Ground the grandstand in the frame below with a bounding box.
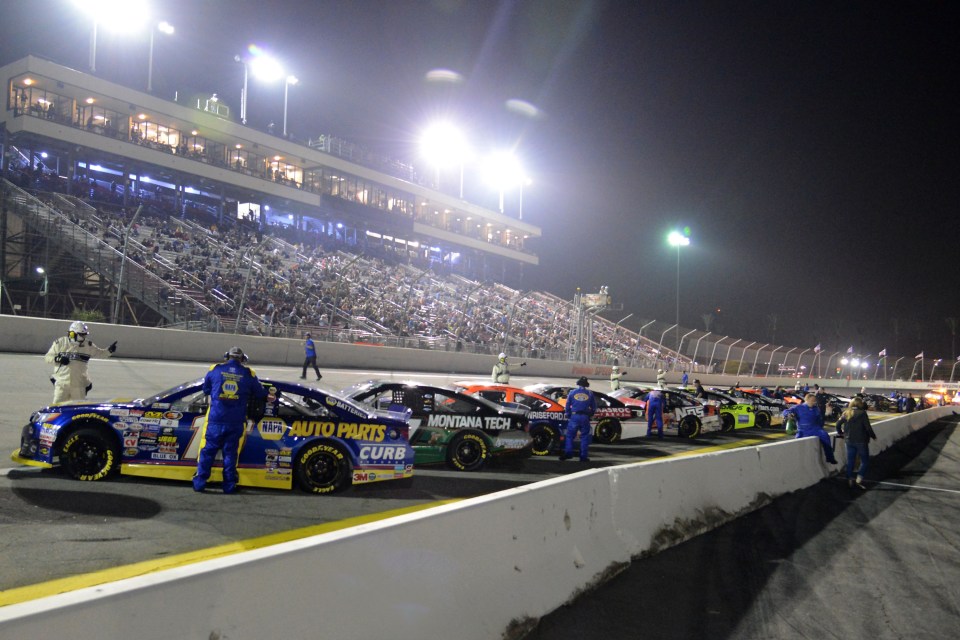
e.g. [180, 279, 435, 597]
[1, 54, 816, 376]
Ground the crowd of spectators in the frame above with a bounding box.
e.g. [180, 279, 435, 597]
[5, 159, 685, 367]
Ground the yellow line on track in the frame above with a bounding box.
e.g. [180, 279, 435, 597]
[0, 498, 461, 608]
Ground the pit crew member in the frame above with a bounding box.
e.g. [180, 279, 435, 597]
[560, 377, 596, 462]
[492, 352, 525, 384]
[783, 392, 839, 464]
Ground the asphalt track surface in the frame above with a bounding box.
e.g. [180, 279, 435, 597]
[0, 353, 796, 602]
[4, 352, 956, 640]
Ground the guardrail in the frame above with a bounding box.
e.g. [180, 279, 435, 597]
[0, 403, 952, 636]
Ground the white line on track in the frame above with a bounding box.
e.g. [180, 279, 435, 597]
[875, 481, 960, 495]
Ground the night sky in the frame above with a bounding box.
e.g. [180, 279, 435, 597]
[3, 1, 958, 359]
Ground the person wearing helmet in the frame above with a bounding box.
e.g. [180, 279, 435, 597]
[193, 346, 268, 494]
[656, 368, 667, 389]
[560, 377, 597, 462]
[300, 331, 322, 381]
[609, 365, 627, 391]
[44, 320, 117, 404]
[492, 352, 525, 384]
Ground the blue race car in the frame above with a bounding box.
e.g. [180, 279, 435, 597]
[11, 378, 415, 494]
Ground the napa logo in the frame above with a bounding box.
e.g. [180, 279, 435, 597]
[257, 418, 286, 441]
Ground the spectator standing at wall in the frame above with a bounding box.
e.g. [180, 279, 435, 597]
[904, 393, 917, 413]
[193, 347, 267, 494]
[783, 392, 839, 464]
[814, 384, 828, 419]
[835, 397, 876, 489]
[656, 368, 666, 389]
[560, 377, 596, 462]
[44, 320, 117, 403]
[300, 332, 322, 381]
[610, 365, 626, 391]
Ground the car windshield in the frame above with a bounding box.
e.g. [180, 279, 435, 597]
[140, 378, 204, 405]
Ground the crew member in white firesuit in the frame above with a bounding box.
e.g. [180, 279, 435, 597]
[610, 365, 627, 391]
[656, 368, 667, 389]
[44, 321, 117, 404]
[492, 352, 525, 383]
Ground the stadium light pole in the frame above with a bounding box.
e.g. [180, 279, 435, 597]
[283, 75, 298, 137]
[691, 331, 711, 370]
[147, 21, 175, 93]
[667, 229, 691, 350]
[235, 47, 285, 126]
[421, 123, 470, 198]
[74, 0, 149, 73]
[484, 151, 526, 215]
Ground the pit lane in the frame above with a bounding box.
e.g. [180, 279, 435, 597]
[0, 353, 872, 600]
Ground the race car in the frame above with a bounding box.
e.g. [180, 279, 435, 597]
[342, 380, 532, 471]
[669, 387, 757, 432]
[12, 378, 415, 494]
[523, 383, 643, 443]
[717, 387, 788, 428]
[609, 386, 719, 438]
[456, 382, 567, 456]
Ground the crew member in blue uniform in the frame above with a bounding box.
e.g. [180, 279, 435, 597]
[560, 377, 597, 462]
[300, 331, 322, 380]
[646, 389, 665, 438]
[194, 346, 268, 493]
[783, 392, 839, 464]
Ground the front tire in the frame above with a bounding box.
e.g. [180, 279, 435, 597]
[720, 413, 735, 433]
[594, 418, 622, 444]
[295, 441, 352, 494]
[60, 428, 118, 481]
[678, 415, 701, 438]
[445, 429, 489, 471]
[755, 411, 772, 429]
[529, 423, 558, 456]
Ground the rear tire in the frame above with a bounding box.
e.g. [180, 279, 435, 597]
[678, 416, 701, 438]
[720, 413, 735, 433]
[594, 419, 622, 444]
[295, 441, 352, 494]
[445, 429, 489, 471]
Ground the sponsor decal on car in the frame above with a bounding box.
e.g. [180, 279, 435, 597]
[493, 436, 530, 449]
[124, 447, 139, 456]
[324, 396, 367, 418]
[359, 445, 408, 461]
[527, 411, 565, 420]
[257, 418, 286, 441]
[594, 407, 633, 419]
[151, 453, 178, 461]
[425, 415, 513, 430]
[74, 412, 110, 423]
[288, 420, 386, 441]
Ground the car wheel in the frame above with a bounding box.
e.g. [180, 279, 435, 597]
[529, 423, 558, 456]
[445, 429, 489, 471]
[678, 416, 701, 438]
[755, 411, 771, 429]
[720, 413, 735, 433]
[295, 441, 351, 494]
[594, 419, 622, 444]
[59, 428, 118, 481]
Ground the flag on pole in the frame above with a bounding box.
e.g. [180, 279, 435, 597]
[915, 351, 924, 359]
[814, 344, 821, 353]
[847, 346, 854, 354]
[879, 348, 886, 357]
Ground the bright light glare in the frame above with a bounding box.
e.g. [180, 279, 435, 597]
[157, 21, 174, 35]
[667, 230, 691, 247]
[36, 267, 45, 275]
[75, 0, 149, 31]
[247, 45, 284, 82]
[851, 358, 860, 367]
[860, 362, 869, 369]
[505, 99, 541, 119]
[421, 123, 470, 168]
[840, 358, 849, 365]
[483, 151, 525, 188]
[286, 75, 299, 86]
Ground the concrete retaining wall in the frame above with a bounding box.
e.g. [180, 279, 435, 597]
[1, 404, 953, 639]
[1, 314, 952, 393]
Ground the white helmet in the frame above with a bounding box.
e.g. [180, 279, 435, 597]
[498, 352, 506, 360]
[657, 369, 664, 375]
[68, 321, 89, 342]
[612, 366, 619, 372]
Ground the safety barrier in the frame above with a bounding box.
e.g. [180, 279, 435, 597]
[0, 403, 952, 638]
[0, 314, 951, 394]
